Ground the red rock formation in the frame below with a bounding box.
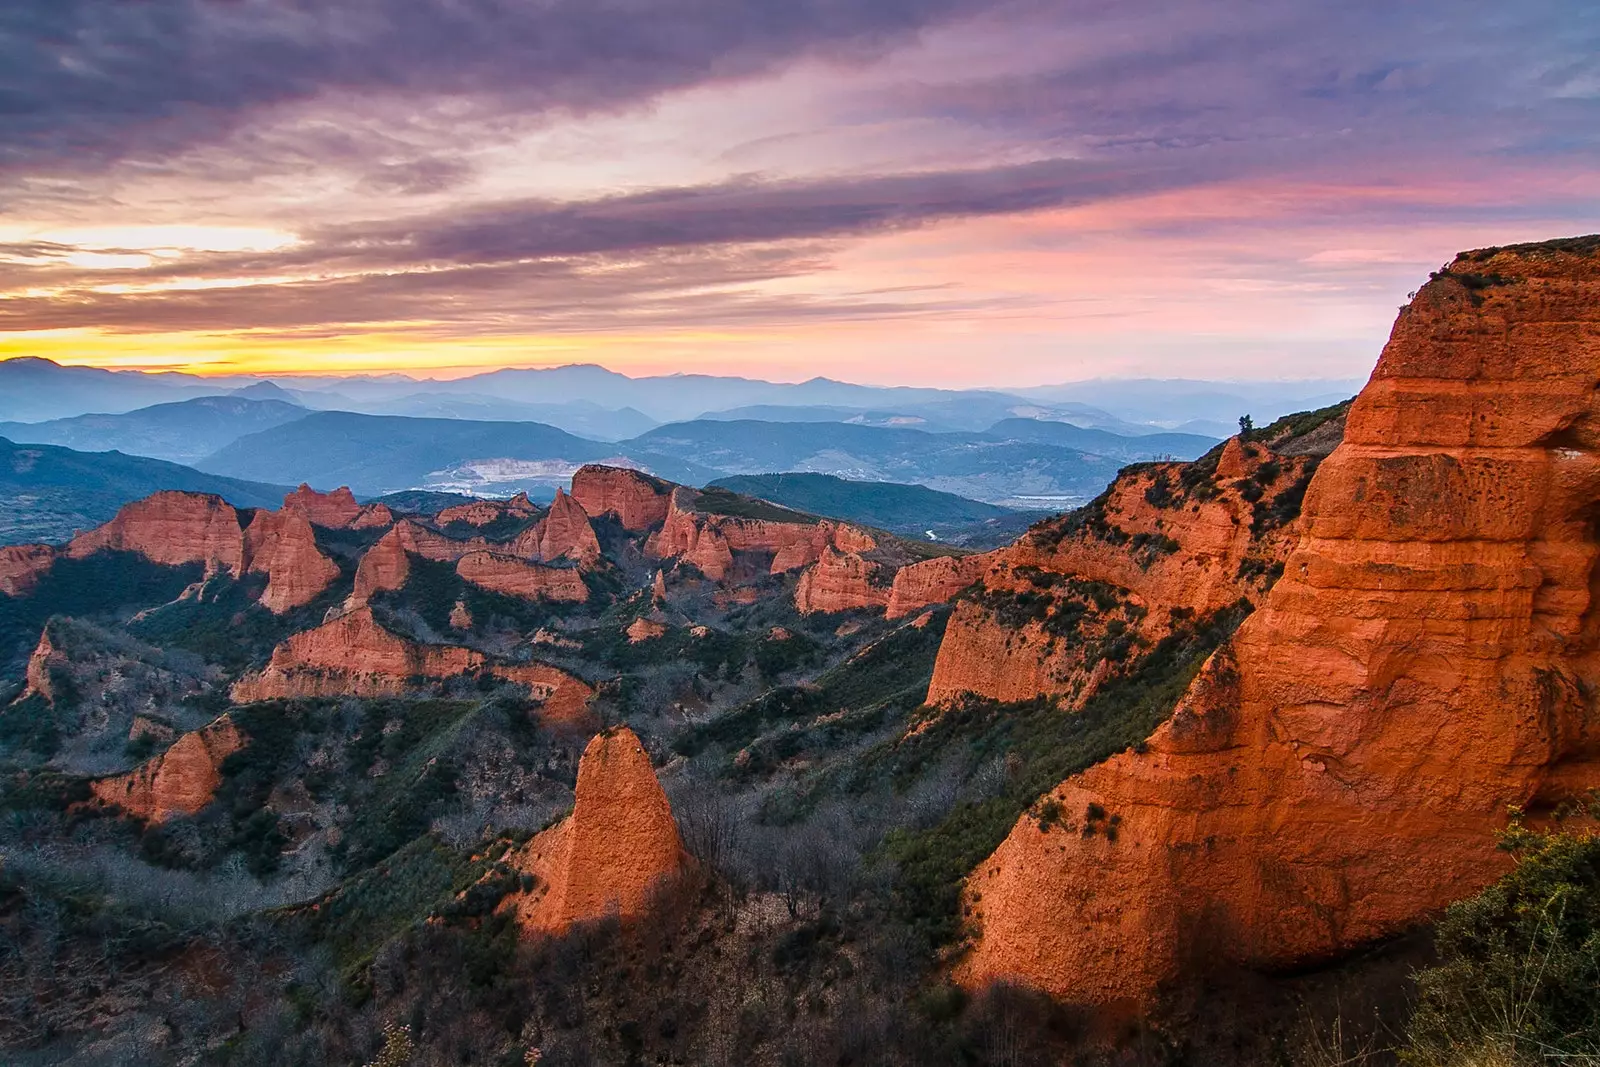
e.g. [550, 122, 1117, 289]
[243, 508, 341, 613]
[67, 491, 246, 574]
[512, 488, 601, 565]
[0, 543, 57, 597]
[571, 465, 673, 530]
[886, 553, 992, 619]
[501, 727, 688, 933]
[646, 488, 878, 581]
[438, 493, 536, 527]
[17, 624, 62, 703]
[347, 519, 494, 606]
[448, 599, 473, 630]
[652, 570, 668, 603]
[350, 503, 393, 529]
[926, 438, 1311, 708]
[91, 716, 243, 823]
[627, 617, 668, 643]
[232, 606, 593, 724]
[794, 547, 891, 613]
[282, 484, 364, 528]
[958, 237, 1600, 1010]
[456, 551, 589, 603]
[232, 606, 477, 701]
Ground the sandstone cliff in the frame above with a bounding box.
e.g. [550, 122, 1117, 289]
[501, 727, 688, 933]
[437, 491, 536, 527]
[925, 428, 1316, 708]
[67, 491, 246, 574]
[0, 544, 57, 597]
[244, 508, 341, 613]
[958, 235, 1600, 1010]
[91, 715, 244, 823]
[232, 606, 593, 725]
[646, 487, 879, 582]
[282, 484, 363, 527]
[456, 551, 589, 603]
[794, 546, 891, 613]
[511, 487, 601, 565]
[571, 465, 673, 530]
[886, 553, 992, 619]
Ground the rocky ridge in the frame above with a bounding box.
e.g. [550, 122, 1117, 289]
[957, 236, 1600, 1010]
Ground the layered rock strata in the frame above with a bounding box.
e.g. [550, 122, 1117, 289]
[958, 236, 1600, 1010]
[511, 487, 601, 565]
[91, 716, 244, 823]
[570, 465, 673, 530]
[501, 727, 688, 933]
[455, 551, 589, 603]
[231, 607, 593, 726]
[926, 435, 1313, 708]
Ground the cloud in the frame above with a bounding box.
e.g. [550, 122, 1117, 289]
[0, 0, 996, 177]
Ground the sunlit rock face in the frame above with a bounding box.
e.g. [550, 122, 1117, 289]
[570, 465, 673, 531]
[500, 727, 689, 934]
[91, 715, 244, 824]
[958, 237, 1600, 1011]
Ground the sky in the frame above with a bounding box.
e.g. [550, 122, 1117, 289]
[0, 0, 1596, 386]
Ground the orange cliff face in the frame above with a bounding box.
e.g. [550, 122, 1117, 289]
[0, 544, 58, 597]
[925, 432, 1317, 708]
[958, 235, 1600, 1011]
[512, 487, 601, 566]
[231, 606, 593, 725]
[91, 716, 244, 823]
[571, 464, 673, 531]
[67, 491, 247, 574]
[501, 727, 688, 934]
[886, 553, 992, 619]
[456, 550, 589, 603]
[646, 487, 880, 582]
[2, 490, 351, 615]
[794, 545, 891, 613]
[282, 484, 362, 527]
[244, 508, 341, 612]
[347, 519, 491, 607]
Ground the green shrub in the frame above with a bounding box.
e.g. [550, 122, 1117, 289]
[1403, 819, 1600, 1065]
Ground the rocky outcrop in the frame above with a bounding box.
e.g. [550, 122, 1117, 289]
[231, 606, 593, 724]
[885, 553, 991, 619]
[794, 547, 891, 613]
[0, 543, 57, 597]
[243, 508, 341, 613]
[571, 465, 673, 530]
[926, 433, 1313, 708]
[456, 551, 589, 603]
[6, 489, 353, 614]
[646, 487, 879, 582]
[90, 716, 243, 823]
[17, 624, 62, 703]
[501, 727, 688, 934]
[958, 236, 1600, 1010]
[512, 488, 601, 565]
[282, 484, 363, 528]
[438, 493, 536, 527]
[347, 520, 493, 607]
[67, 492, 246, 574]
[626, 616, 668, 643]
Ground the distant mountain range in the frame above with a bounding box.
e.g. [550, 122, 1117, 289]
[0, 395, 311, 464]
[0, 356, 1361, 438]
[0, 436, 289, 545]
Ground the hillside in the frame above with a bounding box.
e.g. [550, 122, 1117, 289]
[197, 411, 716, 496]
[709, 472, 1030, 545]
[0, 395, 310, 464]
[634, 418, 1130, 505]
[0, 436, 290, 545]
